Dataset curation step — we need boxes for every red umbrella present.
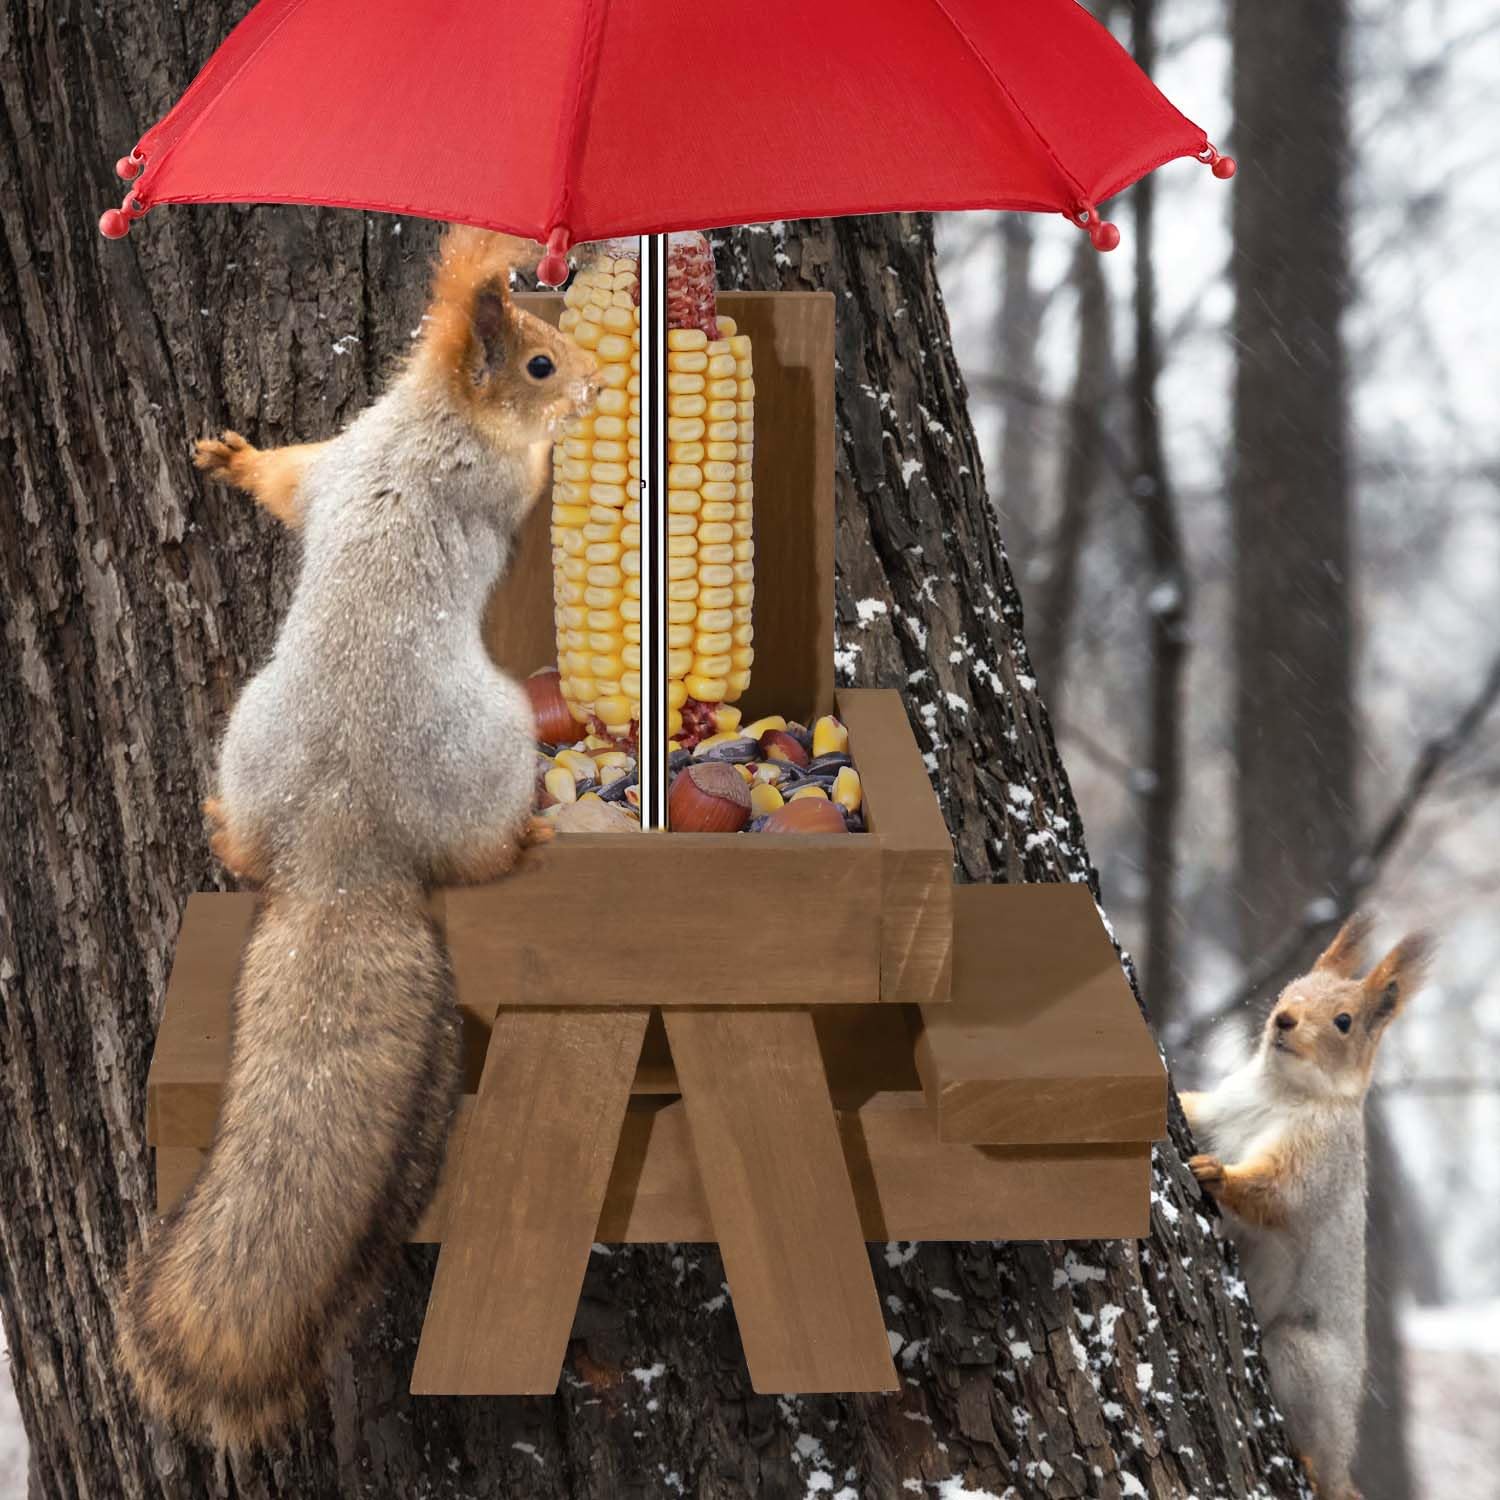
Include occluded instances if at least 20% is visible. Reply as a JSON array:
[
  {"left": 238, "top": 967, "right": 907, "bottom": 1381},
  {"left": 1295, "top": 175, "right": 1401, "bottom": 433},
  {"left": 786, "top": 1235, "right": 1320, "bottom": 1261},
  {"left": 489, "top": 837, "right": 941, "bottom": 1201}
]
[
  {"left": 99, "top": 0, "right": 1233, "bottom": 824},
  {"left": 100, "top": 0, "right": 1233, "bottom": 260}
]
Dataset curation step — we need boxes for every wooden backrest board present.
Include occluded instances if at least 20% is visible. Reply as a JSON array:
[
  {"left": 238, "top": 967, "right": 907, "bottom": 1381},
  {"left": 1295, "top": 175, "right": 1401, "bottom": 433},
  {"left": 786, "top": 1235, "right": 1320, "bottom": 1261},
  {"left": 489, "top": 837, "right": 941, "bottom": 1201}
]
[{"left": 485, "top": 291, "right": 837, "bottom": 723}]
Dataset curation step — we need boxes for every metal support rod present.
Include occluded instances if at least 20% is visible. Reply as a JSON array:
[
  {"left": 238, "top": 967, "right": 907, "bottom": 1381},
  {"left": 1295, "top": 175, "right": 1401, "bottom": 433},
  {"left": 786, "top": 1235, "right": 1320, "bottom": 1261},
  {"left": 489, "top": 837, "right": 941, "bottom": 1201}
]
[{"left": 637, "top": 233, "right": 670, "bottom": 829}]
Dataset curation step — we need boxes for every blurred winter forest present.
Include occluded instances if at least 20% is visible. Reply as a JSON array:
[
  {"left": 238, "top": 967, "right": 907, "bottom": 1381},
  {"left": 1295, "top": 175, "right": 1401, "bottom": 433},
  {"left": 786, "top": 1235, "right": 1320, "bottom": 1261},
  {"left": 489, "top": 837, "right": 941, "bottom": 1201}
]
[{"left": 936, "top": 1, "right": 1500, "bottom": 1495}]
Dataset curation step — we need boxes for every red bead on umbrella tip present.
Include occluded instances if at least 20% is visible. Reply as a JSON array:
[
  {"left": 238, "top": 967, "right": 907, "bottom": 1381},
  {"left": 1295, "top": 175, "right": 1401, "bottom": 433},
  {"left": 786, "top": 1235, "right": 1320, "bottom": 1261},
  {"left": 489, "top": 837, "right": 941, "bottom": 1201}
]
[
  {"left": 1212, "top": 154, "right": 1237, "bottom": 180},
  {"left": 536, "top": 225, "right": 572, "bottom": 287},
  {"left": 1090, "top": 219, "right": 1121, "bottom": 252},
  {"left": 99, "top": 208, "right": 130, "bottom": 239},
  {"left": 116, "top": 156, "right": 142, "bottom": 181}
]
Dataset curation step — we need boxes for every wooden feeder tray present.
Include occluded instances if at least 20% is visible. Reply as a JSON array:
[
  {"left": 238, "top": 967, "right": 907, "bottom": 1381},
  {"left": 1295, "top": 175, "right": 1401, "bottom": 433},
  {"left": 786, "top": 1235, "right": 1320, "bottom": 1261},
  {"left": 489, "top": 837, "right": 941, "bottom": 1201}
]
[{"left": 146, "top": 292, "right": 1165, "bottom": 1398}]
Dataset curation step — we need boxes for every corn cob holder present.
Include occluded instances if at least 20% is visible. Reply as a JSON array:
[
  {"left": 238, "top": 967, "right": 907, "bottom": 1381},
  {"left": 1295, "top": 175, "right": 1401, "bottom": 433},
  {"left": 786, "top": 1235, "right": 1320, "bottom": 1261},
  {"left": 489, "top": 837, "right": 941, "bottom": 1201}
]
[{"left": 146, "top": 252, "right": 1166, "bottom": 1406}]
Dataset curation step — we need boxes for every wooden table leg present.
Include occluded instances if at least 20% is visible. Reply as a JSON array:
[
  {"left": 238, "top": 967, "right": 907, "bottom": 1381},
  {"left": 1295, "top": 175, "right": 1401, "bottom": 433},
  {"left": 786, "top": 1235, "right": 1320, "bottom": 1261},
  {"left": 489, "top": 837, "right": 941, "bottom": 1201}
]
[
  {"left": 410, "top": 1007, "right": 649, "bottom": 1395},
  {"left": 663, "top": 1008, "right": 898, "bottom": 1394}
]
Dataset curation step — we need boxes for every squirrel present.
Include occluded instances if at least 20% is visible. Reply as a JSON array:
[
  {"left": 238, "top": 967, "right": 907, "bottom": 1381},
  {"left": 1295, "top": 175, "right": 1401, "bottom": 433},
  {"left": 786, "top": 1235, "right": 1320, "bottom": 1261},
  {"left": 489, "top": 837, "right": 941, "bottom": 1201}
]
[
  {"left": 117, "top": 226, "right": 599, "bottom": 1447},
  {"left": 1180, "top": 914, "right": 1431, "bottom": 1500}
]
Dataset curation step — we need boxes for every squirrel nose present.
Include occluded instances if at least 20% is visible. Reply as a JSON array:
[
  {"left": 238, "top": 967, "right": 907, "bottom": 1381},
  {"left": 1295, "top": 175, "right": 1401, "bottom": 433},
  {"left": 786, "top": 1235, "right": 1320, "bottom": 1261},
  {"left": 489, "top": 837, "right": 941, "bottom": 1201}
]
[{"left": 1274, "top": 1011, "right": 1298, "bottom": 1032}]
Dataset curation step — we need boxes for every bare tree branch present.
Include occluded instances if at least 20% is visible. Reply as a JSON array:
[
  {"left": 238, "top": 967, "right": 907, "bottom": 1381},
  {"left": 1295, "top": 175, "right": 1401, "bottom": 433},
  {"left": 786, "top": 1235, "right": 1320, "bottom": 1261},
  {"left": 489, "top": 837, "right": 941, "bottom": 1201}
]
[{"left": 1172, "top": 645, "right": 1500, "bottom": 1049}]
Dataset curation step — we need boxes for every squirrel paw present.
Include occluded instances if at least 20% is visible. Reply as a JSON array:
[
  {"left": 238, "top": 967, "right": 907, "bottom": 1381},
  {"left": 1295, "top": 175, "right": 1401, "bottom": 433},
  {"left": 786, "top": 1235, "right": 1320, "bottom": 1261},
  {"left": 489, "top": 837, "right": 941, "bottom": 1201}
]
[
  {"left": 194, "top": 430, "right": 252, "bottom": 480},
  {"left": 204, "top": 797, "right": 268, "bottom": 884},
  {"left": 1188, "top": 1154, "right": 1225, "bottom": 1192},
  {"left": 521, "top": 813, "right": 556, "bottom": 848}
]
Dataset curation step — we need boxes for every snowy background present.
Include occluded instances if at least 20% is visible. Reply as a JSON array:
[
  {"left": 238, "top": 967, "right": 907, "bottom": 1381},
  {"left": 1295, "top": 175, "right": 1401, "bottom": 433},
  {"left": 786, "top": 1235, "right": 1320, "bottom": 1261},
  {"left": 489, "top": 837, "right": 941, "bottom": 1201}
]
[
  {"left": 1, "top": 1331, "right": 22, "bottom": 1495},
  {"left": 936, "top": 1, "right": 1500, "bottom": 1495}
]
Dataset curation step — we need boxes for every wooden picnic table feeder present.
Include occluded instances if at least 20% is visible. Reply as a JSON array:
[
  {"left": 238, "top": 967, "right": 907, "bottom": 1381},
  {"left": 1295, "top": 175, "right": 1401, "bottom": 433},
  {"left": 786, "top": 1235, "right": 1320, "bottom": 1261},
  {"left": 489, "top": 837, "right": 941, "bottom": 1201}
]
[
  {"left": 146, "top": 289, "right": 1167, "bottom": 1398},
  {"left": 101, "top": 0, "right": 1235, "bottom": 1404}
]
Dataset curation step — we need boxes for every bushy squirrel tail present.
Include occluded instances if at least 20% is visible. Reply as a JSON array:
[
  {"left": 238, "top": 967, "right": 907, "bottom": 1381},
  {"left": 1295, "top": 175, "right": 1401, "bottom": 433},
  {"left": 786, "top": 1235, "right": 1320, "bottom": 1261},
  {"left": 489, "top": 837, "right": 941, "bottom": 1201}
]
[{"left": 118, "top": 887, "right": 459, "bottom": 1447}]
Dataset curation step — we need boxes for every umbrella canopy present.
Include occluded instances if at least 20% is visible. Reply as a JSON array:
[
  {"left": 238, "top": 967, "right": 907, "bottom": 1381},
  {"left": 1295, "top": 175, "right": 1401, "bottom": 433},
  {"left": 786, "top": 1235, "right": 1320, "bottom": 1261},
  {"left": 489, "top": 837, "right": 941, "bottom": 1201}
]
[
  {"left": 98, "top": 0, "right": 1235, "bottom": 828},
  {"left": 101, "top": 0, "right": 1233, "bottom": 258}
]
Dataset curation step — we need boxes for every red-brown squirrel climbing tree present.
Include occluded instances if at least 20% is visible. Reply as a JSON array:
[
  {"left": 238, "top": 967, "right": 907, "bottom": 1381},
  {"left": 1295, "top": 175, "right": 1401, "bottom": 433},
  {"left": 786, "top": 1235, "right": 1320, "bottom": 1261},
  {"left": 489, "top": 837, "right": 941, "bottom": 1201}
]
[{"left": 0, "top": 2, "right": 1307, "bottom": 1495}]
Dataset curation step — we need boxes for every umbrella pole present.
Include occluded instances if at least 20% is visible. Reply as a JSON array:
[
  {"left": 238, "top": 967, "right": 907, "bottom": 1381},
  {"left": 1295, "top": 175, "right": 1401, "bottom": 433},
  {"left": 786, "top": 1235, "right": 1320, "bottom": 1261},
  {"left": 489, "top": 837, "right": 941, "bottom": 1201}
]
[{"left": 637, "top": 233, "right": 670, "bottom": 829}]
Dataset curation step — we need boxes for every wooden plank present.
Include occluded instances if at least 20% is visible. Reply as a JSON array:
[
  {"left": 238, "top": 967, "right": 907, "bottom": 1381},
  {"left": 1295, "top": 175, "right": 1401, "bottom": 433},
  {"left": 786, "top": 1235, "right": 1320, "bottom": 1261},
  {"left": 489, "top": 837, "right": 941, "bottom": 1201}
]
[
  {"left": 147, "top": 892, "right": 255, "bottom": 1147},
  {"left": 158, "top": 1097, "right": 1151, "bottom": 1246},
  {"left": 663, "top": 1009, "right": 898, "bottom": 1394},
  {"left": 442, "top": 833, "right": 883, "bottom": 1013},
  {"left": 630, "top": 1004, "right": 917, "bottom": 1102},
  {"left": 409, "top": 1008, "right": 648, "bottom": 1396},
  {"left": 837, "top": 689, "right": 954, "bottom": 1005},
  {"left": 147, "top": 892, "right": 486, "bottom": 1144},
  {"left": 152, "top": 977, "right": 916, "bottom": 1142},
  {"left": 489, "top": 292, "right": 835, "bottom": 725},
  {"left": 916, "top": 884, "right": 1168, "bottom": 1145},
  {"left": 722, "top": 293, "right": 836, "bottom": 723},
  {"left": 839, "top": 1097, "right": 1149, "bottom": 1240}
]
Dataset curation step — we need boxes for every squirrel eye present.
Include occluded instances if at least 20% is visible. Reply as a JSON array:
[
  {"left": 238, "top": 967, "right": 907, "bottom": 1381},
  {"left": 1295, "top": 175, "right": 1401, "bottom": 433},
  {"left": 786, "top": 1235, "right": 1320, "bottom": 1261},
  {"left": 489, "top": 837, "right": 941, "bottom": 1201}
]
[
  {"left": 526, "top": 354, "right": 555, "bottom": 380},
  {"left": 1334, "top": 1012, "right": 1353, "bottom": 1034}
]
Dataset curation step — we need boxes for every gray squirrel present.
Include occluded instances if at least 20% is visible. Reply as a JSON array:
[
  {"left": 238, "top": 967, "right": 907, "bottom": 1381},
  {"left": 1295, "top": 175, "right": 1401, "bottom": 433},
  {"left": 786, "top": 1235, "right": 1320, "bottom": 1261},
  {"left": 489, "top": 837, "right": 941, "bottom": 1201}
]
[
  {"left": 118, "top": 227, "right": 598, "bottom": 1446},
  {"left": 1181, "top": 914, "right": 1430, "bottom": 1500}
]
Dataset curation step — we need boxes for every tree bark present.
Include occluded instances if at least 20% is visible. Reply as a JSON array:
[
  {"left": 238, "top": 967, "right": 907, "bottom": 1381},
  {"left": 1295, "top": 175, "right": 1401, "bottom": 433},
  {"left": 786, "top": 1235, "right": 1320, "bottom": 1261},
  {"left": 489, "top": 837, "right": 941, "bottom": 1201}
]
[{"left": 2, "top": 4, "right": 1306, "bottom": 1496}]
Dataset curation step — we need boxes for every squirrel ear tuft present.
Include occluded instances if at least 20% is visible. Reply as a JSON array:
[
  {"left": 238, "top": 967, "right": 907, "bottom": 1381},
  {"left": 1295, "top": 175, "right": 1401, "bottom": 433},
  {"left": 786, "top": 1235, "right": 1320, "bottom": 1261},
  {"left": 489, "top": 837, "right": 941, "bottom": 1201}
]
[
  {"left": 426, "top": 225, "right": 533, "bottom": 383},
  {"left": 471, "top": 283, "right": 510, "bottom": 373},
  {"left": 1363, "top": 932, "right": 1434, "bottom": 1029},
  {"left": 1314, "top": 910, "right": 1373, "bottom": 978}
]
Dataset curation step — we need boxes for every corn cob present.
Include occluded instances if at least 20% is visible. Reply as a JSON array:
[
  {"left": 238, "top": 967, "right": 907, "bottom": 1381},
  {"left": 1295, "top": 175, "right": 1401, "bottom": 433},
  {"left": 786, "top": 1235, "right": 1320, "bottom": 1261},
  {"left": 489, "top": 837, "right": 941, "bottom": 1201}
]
[{"left": 551, "top": 235, "right": 754, "bottom": 745}]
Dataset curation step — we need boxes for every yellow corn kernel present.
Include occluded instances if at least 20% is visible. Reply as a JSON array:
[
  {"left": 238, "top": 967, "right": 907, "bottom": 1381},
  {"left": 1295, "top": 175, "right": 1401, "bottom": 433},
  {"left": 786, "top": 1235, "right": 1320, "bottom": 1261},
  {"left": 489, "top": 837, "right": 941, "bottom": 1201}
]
[
  {"left": 812, "top": 715, "right": 849, "bottom": 758},
  {"left": 832, "top": 767, "right": 862, "bottom": 813},
  {"left": 789, "top": 786, "right": 829, "bottom": 802},
  {"left": 554, "top": 750, "right": 595, "bottom": 780},
  {"left": 750, "top": 783, "right": 785, "bottom": 817},
  {"left": 544, "top": 766, "right": 577, "bottom": 804},
  {"left": 743, "top": 715, "right": 787, "bottom": 738}
]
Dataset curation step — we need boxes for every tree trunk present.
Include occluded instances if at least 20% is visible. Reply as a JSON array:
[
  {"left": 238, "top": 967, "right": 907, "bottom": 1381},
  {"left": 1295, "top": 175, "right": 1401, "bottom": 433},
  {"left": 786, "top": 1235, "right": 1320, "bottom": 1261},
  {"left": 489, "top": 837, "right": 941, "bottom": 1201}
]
[
  {"left": 1032, "top": 240, "right": 1113, "bottom": 717},
  {"left": 1229, "top": 0, "right": 1356, "bottom": 962},
  {"left": 1358, "top": 1108, "right": 1416, "bottom": 1500},
  {"left": 1230, "top": 7, "right": 1409, "bottom": 1497},
  {"left": 992, "top": 218, "right": 1044, "bottom": 561},
  {"left": 2, "top": 4, "right": 1307, "bottom": 1496},
  {"left": 1129, "top": 0, "right": 1190, "bottom": 1031}
]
